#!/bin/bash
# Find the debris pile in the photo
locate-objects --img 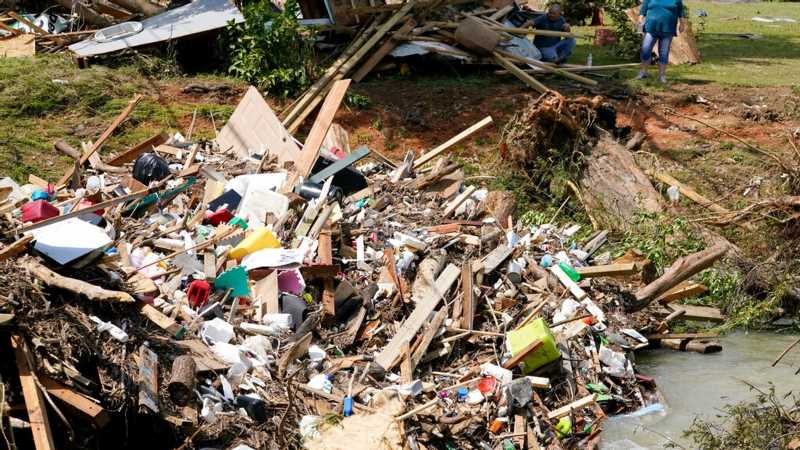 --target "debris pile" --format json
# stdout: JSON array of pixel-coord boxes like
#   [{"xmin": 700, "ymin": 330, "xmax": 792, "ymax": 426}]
[{"xmin": 0, "ymin": 79, "xmax": 730, "ymax": 450}]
